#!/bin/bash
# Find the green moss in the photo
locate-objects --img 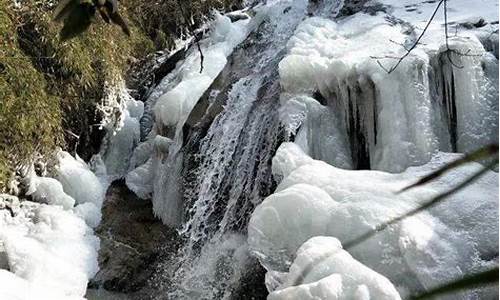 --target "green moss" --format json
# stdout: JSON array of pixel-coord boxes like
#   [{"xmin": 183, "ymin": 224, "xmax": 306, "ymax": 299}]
[{"xmin": 0, "ymin": 1, "xmax": 62, "ymax": 188}]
